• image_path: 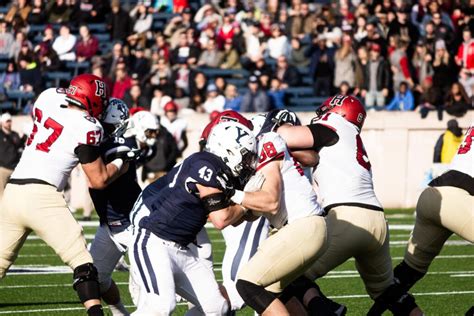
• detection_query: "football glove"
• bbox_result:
[105,146,141,163]
[216,170,236,199]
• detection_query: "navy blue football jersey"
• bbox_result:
[139,151,231,246]
[89,136,146,232]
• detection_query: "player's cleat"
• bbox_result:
[465,306,474,316]
[114,256,129,272]
[327,299,347,316]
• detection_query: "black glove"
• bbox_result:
[105,146,141,163]
[271,109,300,127]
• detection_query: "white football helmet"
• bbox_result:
[250,113,267,136]
[102,98,129,136]
[124,111,160,146]
[205,121,258,180]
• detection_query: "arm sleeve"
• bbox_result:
[75,144,101,164]
[306,124,339,151]
[433,135,443,163]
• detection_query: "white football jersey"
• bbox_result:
[312,113,382,209]
[450,123,474,177]
[160,117,187,151]
[256,132,324,229]
[11,88,103,191]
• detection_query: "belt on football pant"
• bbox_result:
[151,231,189,251]
[323,202,384,215]
[8,178,55,187]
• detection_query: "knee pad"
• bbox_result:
[279,276,319,304]
[393,260,425,291]
[236,279,276,314]
[73,263,100,303]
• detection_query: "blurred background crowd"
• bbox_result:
[0,0,473,120]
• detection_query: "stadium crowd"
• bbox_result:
[0,0,473,119]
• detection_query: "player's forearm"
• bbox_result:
[240,190,280,215]
[277,125,314,149]
[209,204,246,230]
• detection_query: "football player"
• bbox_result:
[369,123,473,315]
[274,95,421,315]
[0,74,135,316]
[230,114,329,316]
[88,100,159,316]
[128,121,258,315]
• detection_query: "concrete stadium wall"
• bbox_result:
[10,111,473,209]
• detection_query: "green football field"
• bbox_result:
[0,209,472,315]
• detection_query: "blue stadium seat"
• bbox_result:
[46,71,72,86]
[66,61,91,76]
[226,78,247,87]
[88,23,107,33]
[28,24,46,34]
[302,77,313,85]
[152,20,165,31]
[153,12,175,21]
[6,90,36,109]
[0,101,15,111]
[0,63,7,71]
[0,6,8,14]
[95,33,111,42]
[285,87,314,97]
[289,96,325,107]
[198,68,249,78]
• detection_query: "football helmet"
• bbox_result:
[65,73,109,119]
[205,121,258,181]
[250,113,267,136]
[200,110,253,142]
[125,111,159,146]
[315,95,366,130]
[102,98,129,136]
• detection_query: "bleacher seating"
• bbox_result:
[198,68,249,78]
[65,61,91,76]
[45,71,72,87]
[6,90,35,108]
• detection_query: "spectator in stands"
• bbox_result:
[220,38,241,69]
[223,84,242,111]
[338,81,352,96]
[360,22,386,54]
[104,42,128,79]
[308,35,336,97]
[433,119,463,164]
[249,56,272,78]
[275,55,300,88]
[123,84,150,111]
[194,4,222,32]
[456,28,474,71]
[362,43,391,110]
[198,38,223,68]
[432,39,457,97]
[76,0,106,24]
[240,75,271,112]
[214,77,226,94]
[267,24,289,60]
[421,1,453,33]
[28,0,47,25]
[160,101,188,156]
[289,38,309,68]
[419,76,442,120]
[354,46,369,95]
[142,122,179,184]
[128,2,153,48]
[216,9,236,49]
[111,67,132,99]
[129,46,150,78]
[203,84,225,113]
[243,21,265,64]
[52,24,76,61]
[334,35,356,90]
[0,61,21,96]
[170,32,200,65]
[291,2,316,40]
[268,77,286,110]
[11,32,31,62]
[46,0,72,24]
[390,38,415,91]
[189,71,207,110]
[412,40,433,87]
[0,113,23,201]
[107,0,132,42]
[150,86,172,116]
[444,82,471,117]
[388,7,419,52]
[428,10,454,47]
[75,25,99,63]
[150,33,170,62]
[164,15,190,49]
[5,0,31,24]
[170,58,190,94]
[386,82,415,111]
[0,20,14,59]
[18,56,42,94]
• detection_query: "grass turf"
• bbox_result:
[0,209,472,315]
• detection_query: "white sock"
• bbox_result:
[109,302,129,316]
